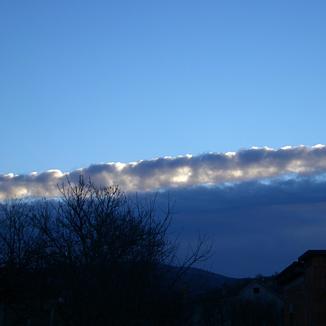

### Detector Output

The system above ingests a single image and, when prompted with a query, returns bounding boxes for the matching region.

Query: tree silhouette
[0,176,210,325]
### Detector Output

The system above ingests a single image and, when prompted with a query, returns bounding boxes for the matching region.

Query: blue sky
[1,1,326,276]
[1,0,326,174]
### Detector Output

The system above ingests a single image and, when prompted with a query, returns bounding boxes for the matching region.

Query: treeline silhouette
[0,177,209,326]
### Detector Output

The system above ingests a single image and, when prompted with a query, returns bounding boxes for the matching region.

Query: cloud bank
[1,145,326,199]
[2,145,326,277]
[154,178,326,276]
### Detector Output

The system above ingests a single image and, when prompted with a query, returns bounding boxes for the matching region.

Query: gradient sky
[1,0,326,174]
[2,1,326,277]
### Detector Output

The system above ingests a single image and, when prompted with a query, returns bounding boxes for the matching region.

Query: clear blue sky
[1,0,326,174]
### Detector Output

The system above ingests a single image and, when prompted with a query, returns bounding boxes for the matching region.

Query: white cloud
[2,145,326,199]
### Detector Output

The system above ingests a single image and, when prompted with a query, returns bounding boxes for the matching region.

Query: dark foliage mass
[0,177,209,326]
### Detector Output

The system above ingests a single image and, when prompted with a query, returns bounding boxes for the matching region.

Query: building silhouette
[278,250,326,326]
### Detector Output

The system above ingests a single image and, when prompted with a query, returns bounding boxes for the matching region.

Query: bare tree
[0,200,39,269]
[0,176,211,325]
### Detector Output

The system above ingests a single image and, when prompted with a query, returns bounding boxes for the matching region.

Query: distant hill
[160,265,243,295]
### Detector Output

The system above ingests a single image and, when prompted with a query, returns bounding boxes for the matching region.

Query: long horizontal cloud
[1,145,326,199]
[2,147,326,277]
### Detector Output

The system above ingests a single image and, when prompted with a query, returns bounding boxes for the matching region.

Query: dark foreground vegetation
[0,178,285,325]
[0,177,210,326]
